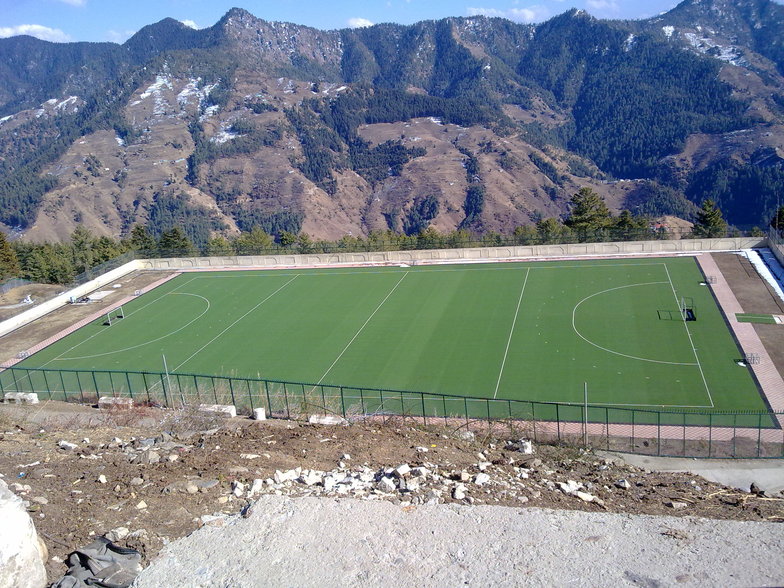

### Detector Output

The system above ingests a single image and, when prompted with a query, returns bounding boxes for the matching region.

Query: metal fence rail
[1,366,782,459]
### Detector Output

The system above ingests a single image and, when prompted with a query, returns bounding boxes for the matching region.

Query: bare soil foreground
[1,401,783,585]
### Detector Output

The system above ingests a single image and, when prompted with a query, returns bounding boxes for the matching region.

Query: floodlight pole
[583,382,588,447]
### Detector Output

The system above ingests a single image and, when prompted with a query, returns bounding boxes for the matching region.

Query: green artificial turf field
[4,256,768,412]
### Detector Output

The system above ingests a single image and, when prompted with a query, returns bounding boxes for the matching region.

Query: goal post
[680,297,696,321]
[103,305,125,326]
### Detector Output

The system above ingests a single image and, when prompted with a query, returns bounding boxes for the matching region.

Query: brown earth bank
[0,401,782,584]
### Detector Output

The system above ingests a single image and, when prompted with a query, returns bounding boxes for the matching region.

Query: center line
[493,268,530,399]
[314,271,409,386]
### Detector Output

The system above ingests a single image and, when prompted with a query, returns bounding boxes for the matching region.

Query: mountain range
[0,0,783,245]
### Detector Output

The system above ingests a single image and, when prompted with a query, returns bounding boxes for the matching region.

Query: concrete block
[198,404,237,418]
[98,397,133,410]
[252,407,266,420]
[308,414,345,425]
[3,392,39,405]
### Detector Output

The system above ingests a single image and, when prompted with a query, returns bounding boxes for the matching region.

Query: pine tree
[127,224,157,252]
[564,187,612,241]
[693,199,728,238]
[0,232,21,280]
[770,205,784,236]
[158,227,195,256]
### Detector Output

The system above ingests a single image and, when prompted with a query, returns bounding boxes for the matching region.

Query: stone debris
[474,473,491,486]
[98,397,133,410]
[616,479,632,490]
[105,527,130,542]
[198,404,237,418]
[58,440,78,451]
[252,408,266,420]
[3,392,40,404]
[307,415,345,426]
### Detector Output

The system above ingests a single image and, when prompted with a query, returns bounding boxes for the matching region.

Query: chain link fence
[1,366,781,459]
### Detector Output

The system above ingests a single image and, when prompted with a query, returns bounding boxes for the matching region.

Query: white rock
[105,527,129,542]
[98,397,132,410]
[97,475,107,484]
[558,480,582,495]
[518,440,534,455]
[252,408,266,420]
[57,440,78,451]
[307,414,345,425]
[616,479,632,490]
[576,491,595,503]
[247,479,264,498]
[456,430,475,441]
[376,477,397,493]
[232,482,245,498]
[3,392,39,404]
[394,464,411,478]
[135,500,147,510]
[415,446,429,453]
[474,473,490,486]
[478,462,492,471]
[300,471,322,486]
[341,454,351,460]
[239,454,261,460]
[410,467,431,479]
[453,485,467,500]
[323,476,338,492]
[198,404,236,418]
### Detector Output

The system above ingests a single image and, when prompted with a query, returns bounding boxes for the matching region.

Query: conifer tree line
[0,191,776,286]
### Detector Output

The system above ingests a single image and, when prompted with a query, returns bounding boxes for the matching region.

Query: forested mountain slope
[0,0,782,244]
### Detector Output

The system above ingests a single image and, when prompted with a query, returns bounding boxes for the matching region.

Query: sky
[0,0,757,44]
[0,0,688,44]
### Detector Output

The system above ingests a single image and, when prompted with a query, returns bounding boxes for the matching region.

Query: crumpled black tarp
[51,537,142,588]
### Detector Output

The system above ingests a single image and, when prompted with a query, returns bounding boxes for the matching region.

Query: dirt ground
[712,252,784,379]
[0,271,176,365]
[1,401,783,585]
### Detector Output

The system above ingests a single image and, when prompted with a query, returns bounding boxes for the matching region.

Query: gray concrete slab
[603,452,784,494]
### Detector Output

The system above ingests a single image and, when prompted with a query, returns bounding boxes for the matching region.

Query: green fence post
[556,404,561,442]
[26,370,35,394]
[340,388,347,418]
[246,380,254,411]
[320,386,326,410]
[194,376,201,403]
[657,411,661,457]
[283,383,290,419]
[757,414,763,458]
[442,396,447,425]
[11,368,20,393]
[211,377,218,404]
[708,412,713,458]
[59,371,67,401]
[264,380,271,411]
[92,371,99,398]
[359,389,365,416]
[75,372,85,403]
[682,412,686,457]
[228,379,236,408]
[531,402,537,443]
[732,413,737,458]
[42,371,52,400]
[125,373,133,401]
[464,398,469,428]
[161,373,171,407]
[141,373,150,402]
[422,394,427,425]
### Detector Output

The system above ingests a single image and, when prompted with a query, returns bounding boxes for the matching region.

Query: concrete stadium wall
[769,233,784,268]
[0,260,142,339]
[138,237,767,271]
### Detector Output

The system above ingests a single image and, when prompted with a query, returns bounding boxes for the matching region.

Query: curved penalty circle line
[53,292,211,361]
[571,281,698,366]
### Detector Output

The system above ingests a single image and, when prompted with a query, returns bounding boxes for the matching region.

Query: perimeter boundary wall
[139,237,766,271]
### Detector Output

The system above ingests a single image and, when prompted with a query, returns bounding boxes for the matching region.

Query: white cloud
[0,24,71,42]
[57,0,87,6]
[105,29,137,43]
[181,20,199,30]
[347,17,374,28]
[586,0,620,13]
[467,5,550,23]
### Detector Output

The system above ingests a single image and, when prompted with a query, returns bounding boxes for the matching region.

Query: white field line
[313,272,409,387]
[493,268,530,399]
[571,282,698,366]
[172,275,301,373]
[14,276,199,374]
[663,263,714,408]
[55,293,211,361]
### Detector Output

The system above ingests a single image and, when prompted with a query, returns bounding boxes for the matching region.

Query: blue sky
[0,0,732,44]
